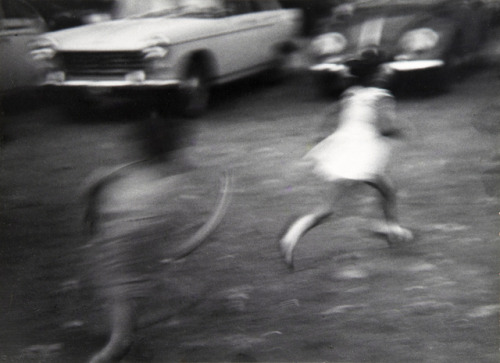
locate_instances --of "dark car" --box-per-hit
[308,0,492,95]
[0,0,46,94]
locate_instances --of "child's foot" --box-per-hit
[386,224,413,246]
[279,236,297,269]
[279,236,296,269]
[279,214,319,269]
[368,221,413,246]
[278,216,302,269]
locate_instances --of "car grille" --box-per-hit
[59,51,146,77]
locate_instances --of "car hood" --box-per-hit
[45,17,216,51]
[329,4,454,55]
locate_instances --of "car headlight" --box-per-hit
[311,32,347,56]
[399,28,439,54]
[142,45,169,59]
[30,37,57,61]
[142,36,170,60]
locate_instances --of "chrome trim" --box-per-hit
[42,79,182,87]
[386,60,445,71]
[310,63,349,73]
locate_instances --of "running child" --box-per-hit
[279,66,413,269]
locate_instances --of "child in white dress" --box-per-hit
[279,66,413,268]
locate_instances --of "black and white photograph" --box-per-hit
[1,0,499,362]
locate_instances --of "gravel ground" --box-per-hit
[1,43,499,362]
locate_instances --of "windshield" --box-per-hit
[112,0,225,19]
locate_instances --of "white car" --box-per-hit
[31,0,302,116]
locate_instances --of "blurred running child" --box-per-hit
[84,113,190,363]
[279,65,413,269]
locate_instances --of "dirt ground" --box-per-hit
[1,56,499,362]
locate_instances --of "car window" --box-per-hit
[112,0,179,19]
[112,0,225,19]
[177,0,226,17]
[225,0,252,15]
[182,0,222,10]
[251,0,281,12]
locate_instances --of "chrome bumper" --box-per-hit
[310,59,445,74]
[386,60,445,71]
[43,79,182,87]
[309,63,350,73]
[42,71,182,88]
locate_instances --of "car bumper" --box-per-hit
[41,71,182,89]
[42,79,182,88]
[310,59,445,75]
[309,63,351,73]
[385,60,445,72]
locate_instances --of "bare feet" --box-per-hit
[279,236,296,269]
[386,224,413,246]
[369,221,414,246]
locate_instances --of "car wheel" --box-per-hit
[430,33,466,93]
[265,42,299,84]
[422,52,457,95]
[178,62,210,118]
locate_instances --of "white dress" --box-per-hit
[305,86,396,182]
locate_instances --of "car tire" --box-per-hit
[178,62,210,118]
[427,33,465,94]
[420,53,456,95]
[264,41,299,84]
[262,56,288,85]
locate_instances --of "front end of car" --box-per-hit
[309,0,456,95]
[310,24,448,93]
[385,27,445,73]
[29,33,180,91]
[309,31,359,94]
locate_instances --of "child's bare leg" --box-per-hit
[279,206,332,268]
[89,298,135,363]
[279,181,345,268]
[366,175,413,245]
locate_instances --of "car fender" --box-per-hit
[396,16,458,59]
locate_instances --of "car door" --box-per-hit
[247,0,295,62]
[0,0,45,93]
[218,0,263,75]
[219,0,293,76]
